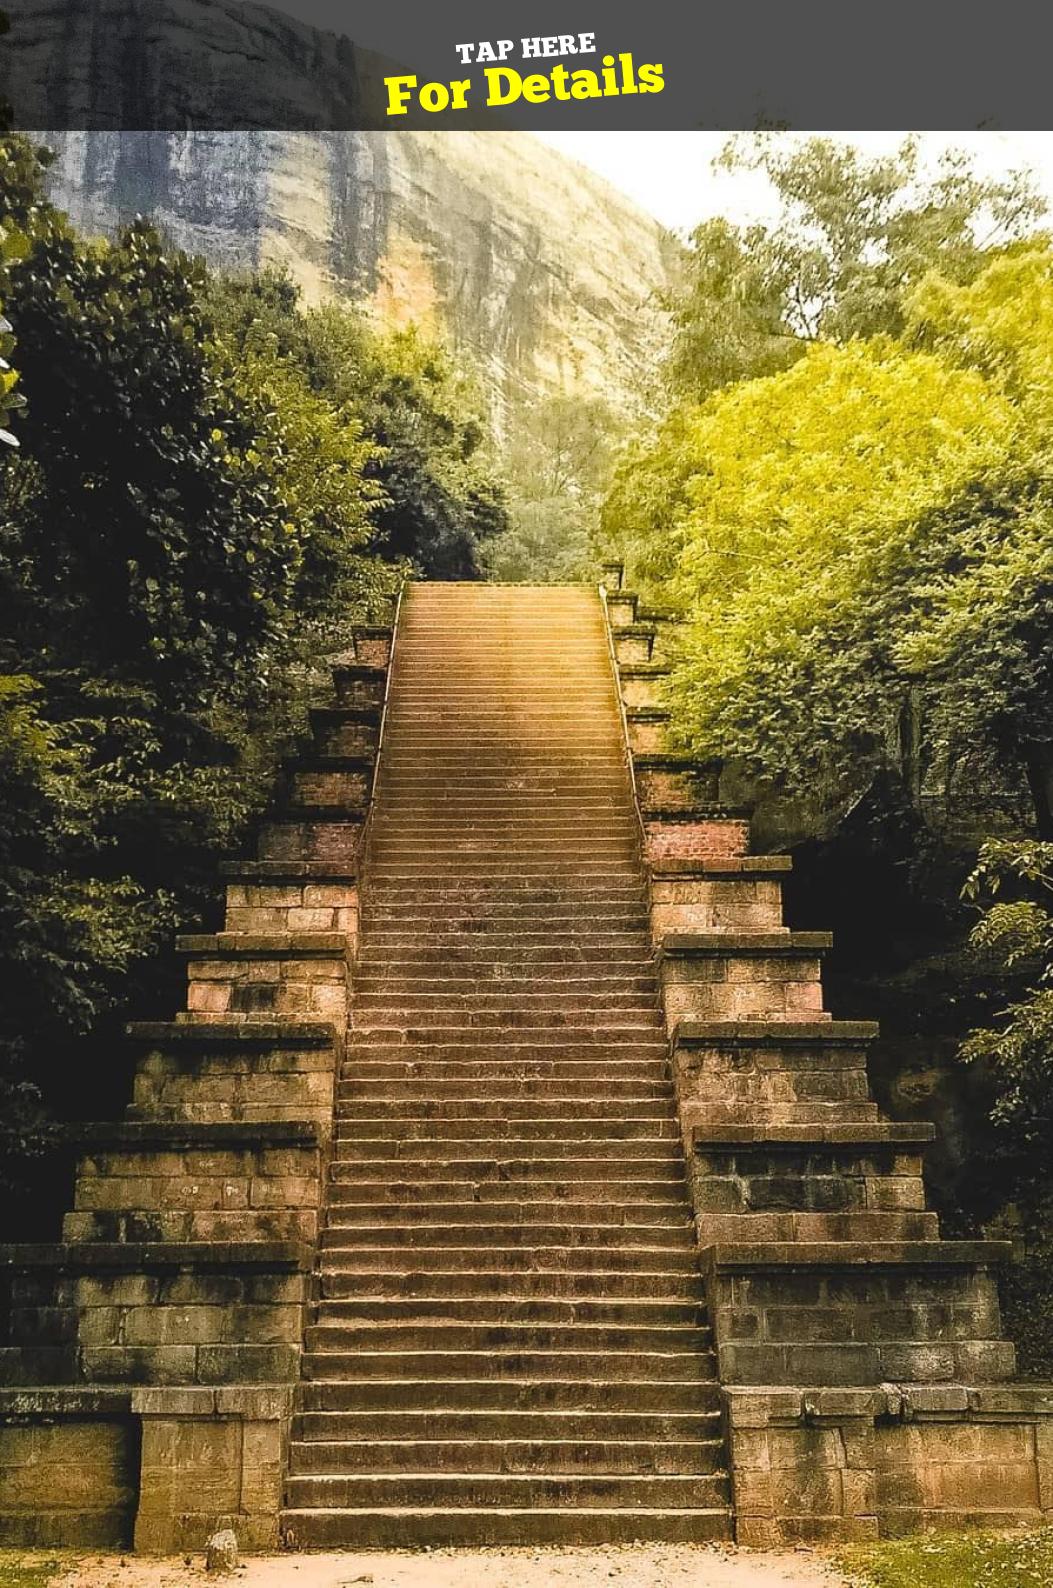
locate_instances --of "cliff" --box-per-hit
[42,126,677,420]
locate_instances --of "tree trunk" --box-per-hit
[1024,747,1053,840]
[898,686,924,810]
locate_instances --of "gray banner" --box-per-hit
[2,0,1050,130]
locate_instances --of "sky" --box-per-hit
[532,131,1053,235]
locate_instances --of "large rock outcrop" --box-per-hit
[41,127,677,419]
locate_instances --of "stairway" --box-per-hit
[281,584,731,1547]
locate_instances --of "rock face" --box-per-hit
[42,127,677,419]
[8,2,676,416]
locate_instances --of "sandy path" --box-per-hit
[43,1543,849,1588]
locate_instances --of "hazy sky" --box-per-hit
[533,131,1053,234]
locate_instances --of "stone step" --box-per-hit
[370,838,637,851]
[385,724,622,734]
[379,773,628,785]
[331,1136,682,1160]
[368,868,644,883]
[370,838,638,851]
[346,1024,667,1044]
[361,923,651,939]
[368,851,641,867]
[382,757,623,765]
[332,1121,680,1145]
[386,707,616,715]
[346,1035,676,1060]
[367,870,644,884]
[318,1270,705,1301]
[327,1157,687,1182]
[352,984,660,1009]
[341,1041,671,1063]
[354,974,657,994]
[297,1375,717,1413]
[283,1473,728,1512]
[340,1054,666,1075]
[376,792,632,805]
[355,959,657,977]
[292,1410,721,1448]
[301,1349,714,1384]
[363,892,649,907]
[304,1323,709,1355]
[271,584,732,1544]
[277,1505,732,1548]
[323,1197,690,1224]
[357,938,654,957]
[351,1001,661,1020]
[325,1183,688,1208]
[376,805,630,817]
[310,1298,704,1327]
[319,1246,699,1275]
[348,1012,665,1031]
[336,1079,674,1101]
[287,1436,723,1475]
[332,1100,676,1123]
[361,915,651,931]
[319,1222,694,1251]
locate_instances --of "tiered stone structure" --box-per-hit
[601,560,1053,1544]
[2,574,1052,1552]
[0,628,394,1550]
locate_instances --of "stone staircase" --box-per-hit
[4,573,1052,1554]
[281,584,733,1547]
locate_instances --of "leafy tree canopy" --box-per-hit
[209,271,508,580]
[0,137,507,1207]
[666,135,1045,400]
[486,393,626,583]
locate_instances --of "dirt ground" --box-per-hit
[43,1543,849,1588]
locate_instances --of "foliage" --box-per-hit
[486,393,625,582]
[604,135,1053,1296]
[210,272,508,580]
[960,840,1053,1159]
[618,337,1017,811]
[345,321,508,579]
[667,134,1045,399]
[840,1526,1053,1588]
[0,136,37,446]
[1,137,492,1202]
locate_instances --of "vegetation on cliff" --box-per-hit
[0,134,506,1206]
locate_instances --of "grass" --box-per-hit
[0,1558,69,1588]
[840,1527,1053,1587]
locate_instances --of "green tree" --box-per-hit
[666,136,1044,400]
[486,393,625,583]
[210,272,508,580]
[608,246,1053,843]
[0,139,396,1198]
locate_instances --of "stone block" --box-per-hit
[0,1417,136,1547]
[645,817,750,862]
[195,1344,300,1383]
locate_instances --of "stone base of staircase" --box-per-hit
[725,1382,1053,1546]
[0,620,392,1553]
[603,562,1053,1545]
